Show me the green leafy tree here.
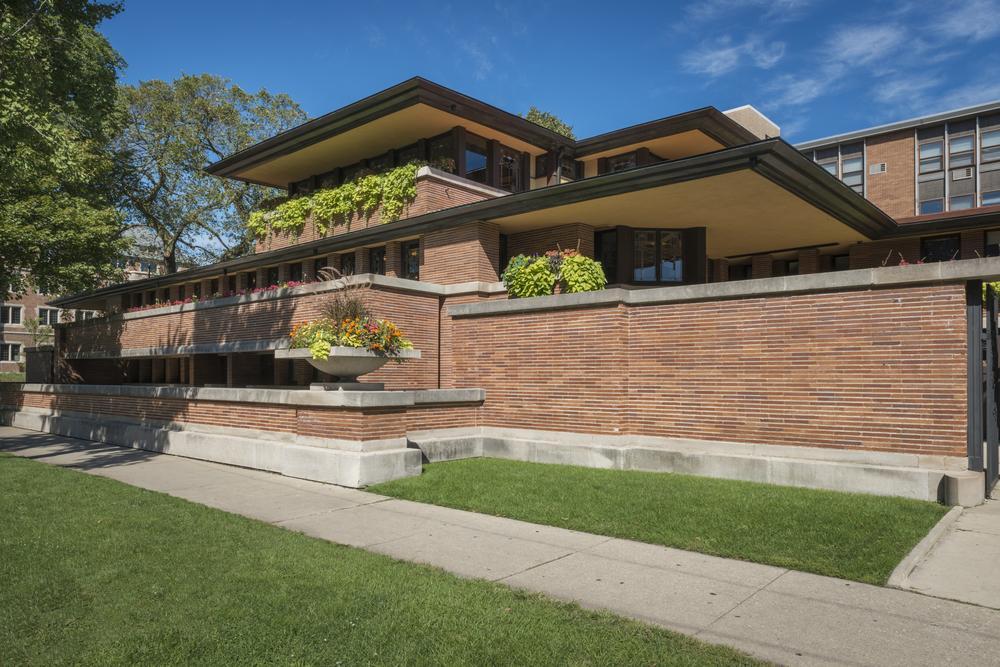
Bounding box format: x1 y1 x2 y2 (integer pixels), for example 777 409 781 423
522 106 575 139
114 74 306 272
0 0 129 298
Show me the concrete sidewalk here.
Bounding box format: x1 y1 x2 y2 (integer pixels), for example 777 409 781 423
2 425 999 667
903 500 1000 609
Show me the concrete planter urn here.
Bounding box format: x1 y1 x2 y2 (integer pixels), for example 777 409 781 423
275 347 421 383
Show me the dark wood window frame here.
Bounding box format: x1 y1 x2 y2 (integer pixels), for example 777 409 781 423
369 247 386 276
401 240 420 280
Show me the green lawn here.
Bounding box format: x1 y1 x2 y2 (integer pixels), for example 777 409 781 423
0 371 25 382
0 454 762 666
372 458 949 585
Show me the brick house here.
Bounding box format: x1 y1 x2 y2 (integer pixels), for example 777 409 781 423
5 78 1000 501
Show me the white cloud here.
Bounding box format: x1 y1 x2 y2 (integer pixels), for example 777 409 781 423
460 42 494 81
821 24 907 66
682 35 785 76
365 24 385 48
872 75 941 105
684 0 812 23
938 0 1000 41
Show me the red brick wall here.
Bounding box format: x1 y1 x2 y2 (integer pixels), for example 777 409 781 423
256 174 495 253
508 223 595 258
448 284 968 457
61 285 441 390
0 386 481 442
421 221 500 284
866 130 915 219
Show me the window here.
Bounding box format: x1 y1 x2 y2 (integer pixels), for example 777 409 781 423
983 129 1000 164
132 293 143 308
841 157 864 193
919 199 944 215
76 310 96 321
369 248 386 275
1 305 22 325
950 194 975 211
210 279 219 295
177 285 185 300
633 230 683 283
499 234 509 275
160 288 170 302
985 191 1000 207
608 152 637 174
314 256 328 278
782 259 800 276
464 134 488 184
266 266 279 286
919 141 943 174
341 253 357 276
147 291 156 305
38 308 59 326
728 263 752 280
813 145 862 193
428 132 456 173
498 146 524 192
987 230 1000 257
920 235 960 263
0 343 20 362
949 135 975 167
289 262 303 282
594 230 618 283
192 283 201 298
227 276 237 293
401 240 420 280
832 254 850 271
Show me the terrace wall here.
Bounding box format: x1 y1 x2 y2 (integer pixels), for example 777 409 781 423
447 280 969 458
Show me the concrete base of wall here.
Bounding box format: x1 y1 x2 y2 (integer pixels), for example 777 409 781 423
2 407 420 488
408 427 983 506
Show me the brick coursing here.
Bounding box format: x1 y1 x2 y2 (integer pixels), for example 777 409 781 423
865 130 915 219
421 221 500 284
448 284 968 457
508 223 595 258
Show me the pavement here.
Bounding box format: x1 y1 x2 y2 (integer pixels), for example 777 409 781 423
2 425 1000 667
904 499 1000 610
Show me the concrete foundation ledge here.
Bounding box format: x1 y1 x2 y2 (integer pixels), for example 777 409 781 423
407 426 977 504
1 407 420 488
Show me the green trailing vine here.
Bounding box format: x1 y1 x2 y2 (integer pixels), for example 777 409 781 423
248 162 421 240
502 249 607 298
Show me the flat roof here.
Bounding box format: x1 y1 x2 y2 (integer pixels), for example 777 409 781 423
796 99 1000 150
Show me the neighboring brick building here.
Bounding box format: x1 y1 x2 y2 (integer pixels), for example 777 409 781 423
4 77 1000 499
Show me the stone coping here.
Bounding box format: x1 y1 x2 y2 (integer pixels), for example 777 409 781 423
415 165 509 197
12 383 485 409
448 256 1000 318
65 338 291 360
64 274 506 326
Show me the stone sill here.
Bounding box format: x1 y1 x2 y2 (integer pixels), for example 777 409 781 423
13 383 485 409
449 256 1000 318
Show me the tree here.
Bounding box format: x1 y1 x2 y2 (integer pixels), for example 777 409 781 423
522 106 575 139
0 0 129 298
114 74 306 273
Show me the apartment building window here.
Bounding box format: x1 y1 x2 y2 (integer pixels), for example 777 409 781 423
341 253 356 276
289 262 303 282
1 305 22 325
983 124 1000 207
917 127 946 215
633 230 683 283
815 147 839 176
812 144 863 194
369 247 386 275
38 308 59 326
0 343 20 362
401 240 420 280
920 235 960 263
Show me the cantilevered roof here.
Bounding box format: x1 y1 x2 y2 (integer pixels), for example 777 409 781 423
205 77 759 189
56 138 896 309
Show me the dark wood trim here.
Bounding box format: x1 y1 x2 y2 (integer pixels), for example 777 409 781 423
454 126 467 178
968 280 985 471
486 139 499 188
575 108 757 157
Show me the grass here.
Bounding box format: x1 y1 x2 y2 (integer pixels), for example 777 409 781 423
0 371 25 382
371 458 949 585
0 454 762 666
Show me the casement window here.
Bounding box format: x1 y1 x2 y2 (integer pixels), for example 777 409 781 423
594 230 618 284
341 253 356 276
38 308 59 326
464 134 488 184
76 310 96 321
920 235 960 263
227 275 237 293
728 263 752 280
177 285 186 300
147 290 156 304
313 257 328 278
266 267 279 286
632 230 683 283
160 288 170 302
396 141 425 165
427 132 456 173
498 145 524 193
369 248 386 276
131 293 144 308
401 240 420 280
210 279 219 295
192 283 201 298
986 230 1000 257
0 343 21 362
778 259 800 276
831 254 850 271
1 305 22 325
245 271 256 290
289 263 303 282
608 152 638 174
367 151 393 173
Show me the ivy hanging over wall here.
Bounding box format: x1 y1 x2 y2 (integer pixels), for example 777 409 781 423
247 162 422 241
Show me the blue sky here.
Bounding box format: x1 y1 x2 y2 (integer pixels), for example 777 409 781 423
100 0 1000 142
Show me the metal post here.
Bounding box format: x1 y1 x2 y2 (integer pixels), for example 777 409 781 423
968 280 985 471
